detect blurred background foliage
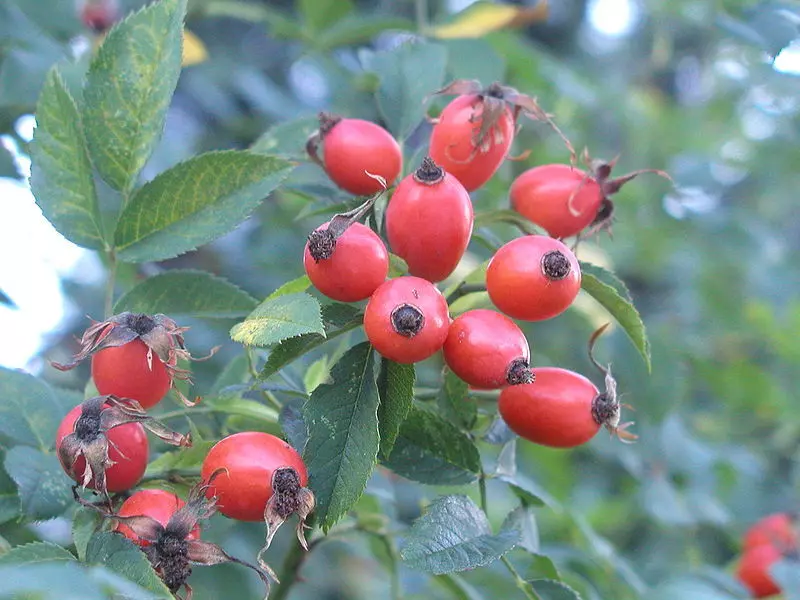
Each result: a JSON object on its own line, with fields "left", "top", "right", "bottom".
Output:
{"left": 2, "top": 0, "right": 800, "bottom": 598}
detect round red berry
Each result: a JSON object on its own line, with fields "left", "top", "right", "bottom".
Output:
{"left": 115, "top": 489, "right": 201, "bottom": 546}
{"left": 304, "top": 221, "right": 388, "bottom": 302}
{"left": 364, "top": 276, "right": 449, "bottom": 364}
{"left": 486, "top": 235, "right": 581, "bottom": 321}
{"left": 201, "top": 432, "right": 308, "bottom": 522}
{"left": 386, "top": 157, "right": 473, "bottom": 282}
{"left": 443, "top": 309, "right": 532, "bottom": 389}
{"left": 737, "top": 544, "right": 783, "bottom": 598}
{"left": 56, "top": 403, "right": 148, "bottom": 492}
{"left": 92, "top": 338, "right": 172, "bottom": 408}
{"left": 429, "top": 94, "right": 515, "bottom": 192}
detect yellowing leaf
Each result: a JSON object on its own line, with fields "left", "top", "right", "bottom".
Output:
{"left": 430, "top": 1, "right": 548, "bottom": 39}
{"left": 182, "top": 29, "right": 208, "bottom": 66}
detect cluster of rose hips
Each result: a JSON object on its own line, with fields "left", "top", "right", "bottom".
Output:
{"left": 303, "top": 79, "right": 658, "bottom": 447}
{"left": 736, "top": 512, "right": 798, "bottom": 598}
{"left": 52, "top": 312, "right": 314, "bottom": 598}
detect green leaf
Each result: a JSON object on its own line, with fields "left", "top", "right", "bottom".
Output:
{"left": 502, "top": 506, "right": 539, "bottom": 553}
{"left": 230, "top": 292, "right": 324, "bottom": 347}
{"left": 525, "top": 554, "right": 561, "bottom": 581}
{"left": 71, "top": 508, "right": 101, "bottom": 561}
{"left": 251, "top": 116, "right": 319, "bottom": 159}
{"left": 383, "top": 407, "right": 481, "bottom": 485}
{"left": 304, "top": 342, "right": 380, "bottom": 530}
{"left": 579, "top": 261, "right": 651, "bottom": 372}
{"left": 82, "top": 0, "right": 186, "bottom": 193}
{"left": 206, "top": 397, "right": 280, "bottom": 424}
{"left": 4, "top": 446, "right": 74, "bottom": 520}
{"left": 400, "top": 495, "right": 519, "bottom": 574}
{"left": 267, "top": 275, "right": 312, "bottom": 299}
{"left": 115, "top": 151, "right": 293, "bottom": 262}
{"left": 86, "top": 532, "right": 172, "bottom": 597}
{"left": 30, "top": 67, "right": 104, "bottom": 250}
{"left": 495, "top": 439, "right": 551, "bottom": 508}
{"left": 114, "top": 269, "right": 257, "bottom": 318}
{"left": 528, "top": 579, "right": 583, "bottom": 600}
{"left": 0, "top": 458, "right": 19, "bottom": 524}
{"left": 362, "top": 41, "right": 447, "bottom": 139}
{"left": 0, "top": 367, "right": 64, "bottom": 451}
{"left": 0, "top": 541, "right": 75, "bottom": 565}
{"left": 280, "top": 399, "right": 308, "bottom": 453}
{"left": 436, "top": 367, "right": 476, "bottom": 430}
{"left": 259, "top": 303, "right": 362, "bottom": 378}
{"left": 298, "top": 0, "right": 353, "bottom": 35}
{"left": 377, "top": 359, "right": 415, "bottom": 459}
{"left": 143, "top": 441, "right": 215, "bottom": 479}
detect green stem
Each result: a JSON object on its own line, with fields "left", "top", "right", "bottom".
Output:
{"left": 246, "top": 348, "right": 283, "bottom": 411}
{"left": 501, "top": 555, "right": 541, "bottom": 600}
{"left": 415, "top": 0, "right": 428, "bottom": 33}
{"left": 445, "top": 283, "right": 487, "bottom": 305}
{"left": 157, "top": 406, "right": 214, "bottom": 421}
{"left": 140, "top": 467, "right": 202, "bottom": 484}
{"left": 103, "top": 249, "right": 117, "bottom": 319}
{"left": 479, "top": 472, "right": 488, "bottom": 514}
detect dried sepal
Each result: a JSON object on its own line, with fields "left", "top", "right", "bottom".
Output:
{"left": 258, "top": 467, "right": 316, "bottom": 566}
{"left": 62, "top": 395, "right": 191, "bottom": 503}
{"left": 51, "top": 312, "right": 217, "bottom": 407}
{"left": 587, "top": 324, "right": 638, "bottom": 443}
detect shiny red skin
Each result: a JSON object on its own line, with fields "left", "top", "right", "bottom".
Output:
{"left": 322, "top": 119, "right": 402, "bottom": 195}
{"left": 91, "top": 339, "right": 172, "bottom": 409}
{"left": 744, "top": 513, "right": 798, "bottom": 552}
{"left": 498, "top": 367, "right": 600, "bottom": 448}
{"left": 511, "top": 164, "right": 603, "bottom": 239}
{"left": 56, "top": 403, "right": 148, "bottom": 492}
{"left": 304, "top": 222, "right": 389, "bottom": 302}
{"left": 486, "top": 235, "right": 581, "bottom": 321}
{"left": 115, "top": 489, "right": 200, "bottom": 546}
{"left": 386, "top": 171, "right": 473, "bottom": 282}
{"left": 429, "top": 94, "right": 515, "bottom": 192}
{"left": 443, "top": 309, "right": 530, "bottom": 389}
{"left": 201, "top": 432, "right": 308, "bottom": 522}
{"left": 737, "top": 544, "right": 783, "bottom": 598}
{"left": 364, "top": 276, "right": 450, "bottom": 364}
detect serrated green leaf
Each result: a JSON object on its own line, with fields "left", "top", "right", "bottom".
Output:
{"left": 4, "top": 446, "right": 73, "bottom": 520}
{"left": 30, "top": 67, "right": 104, "bottom": 250}
{"left": 71, "top": 508, "right": 101, "bottom": 561}
{"left": 383, "top": 407, "right": 480, "bottom": 485}
{"left": 0, "top": 541, "right": 75, "bottom": 565}
{"left": 377, "top": 359, "right": 415, "bottom": 459}
{"left": 528, "top": 579, "right": 583, "bottom": 599}
{"left": 579, "top": 261, "right": 651, "bottom": 372}
{"left": 400, "top": 495, "right": 519, "bottom": 574}
{"left": 267, "top": 275, "right": 312, "bottom": 299}
{"left": 86, "top": 532, "right": 172, "bottom": 597}
{"left": 280, "top": 399, "right": 308, "bottom": 453}
{"left": 230, "top": 292, "right": 324, "bottom": 347}
{"left": 525, "top": 554, "right": 561, "bottom": 581}
{"left": 259, "top": 303, "right": 362, "bottom": 378}
{"left": 251, "top": 115, "right": 319, "bottom": 159}
{"left": 0, "top": 457, "right": 19, "bottom": 524}
{"left": 0, "top": 367, "right": 64, "bottom": 451}
{"left": 304, "top": 342, "right": 379, "bottom": 530}
{"left": 437, "top": 367, "right": 476, "bottom": 430}
{"left": 115, "top": 151, "right": 293, "bottom": 262}
{"left": 82, "top": 0, "right": 186, "bottom": 193}
{"left": 502, "top": 506, "right": 539, "bottom": 553}
{"left": 114, "top": 269, "right": 257, "bottom": 318}
{"left": 362, "top": 41, "right": 447, "bottom": 139}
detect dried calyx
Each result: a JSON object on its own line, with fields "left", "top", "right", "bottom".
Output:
{"left": 101, "top": 472, "right": 276, "bottom": 600}
{"left": 62, "top": 395, "right": 190, "bottom": 504}
{"left": 587, "top": 324, "right": 637, "bottom": 443}
{"left": 413, "top": 156, "right": 445, "bottom": 185}
{"left": 572, "top": 149, "right": 673, "bottom": 240}
{"left": 426, "top": 79, "right": 575, "bottom": 161}
{"left": 306, "top": 175, "right": 388, "bottom": 263}
{"left": 305, "top": 112, "right": 343, "bottom": 169}
{"left": 258, "top": 467, "right": 316, "bottom": 570}
{"left": 390, "top": 304, "right": 425, "bottom": 338}
{"left": 51, "top": 312, "right": 217, "bottom": 407}
{"left": 541, "top": 250, "right": 571, "bottom": 281}
{"left": 506, "top": 358, "right": 535, "bottom": 386}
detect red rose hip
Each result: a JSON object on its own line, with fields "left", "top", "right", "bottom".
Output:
{"left": 304, "top": 221, "right": 388, "bottom": 302}
{"left": 364, "top": 276, "right": 450, "bottom": 363}
{"left": 115, "top": 489, "right": 201, "bottom": 546}
{"left": 386, "top": 157, "right": 473, "bottom": 282}
{"left": 486, "top": 235, "right": 581, "bottom": 321}
{"left": 443, "top": 309, "right": 533, "bottom": 389}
